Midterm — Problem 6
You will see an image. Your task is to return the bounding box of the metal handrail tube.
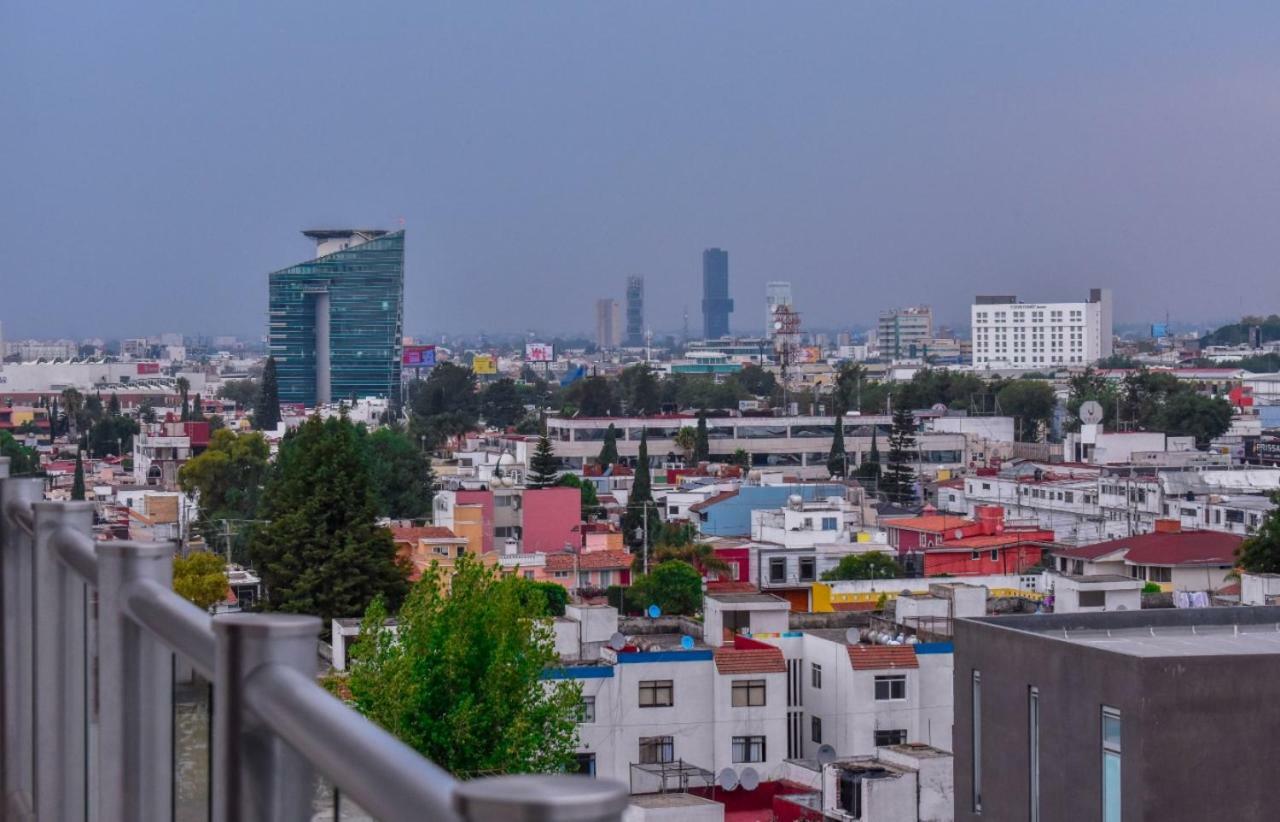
[49,526,99,586]
[0,476,43,810]
[244,663,463,822]
[123,577,217,679]
[2,499,34,537]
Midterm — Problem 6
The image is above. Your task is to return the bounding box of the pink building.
[521,487,582,554]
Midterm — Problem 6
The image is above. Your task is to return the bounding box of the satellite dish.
[845,627,861,645]
[717,768,739,791]
[608,632,627,651]
[816,744,837,766]
[931,403,948,413]
[1079,400,1104,425]
[680,635,695,650]
[647,604,662,619]
[1115,604,1128,611]
[739,767,760,791]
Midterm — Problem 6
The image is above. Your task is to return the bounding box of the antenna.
[816,744,837,766]
[608,632,627,651]
[717,768,739,791]
[739,767,760,791]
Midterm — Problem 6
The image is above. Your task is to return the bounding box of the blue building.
[695,483,847,538]
[701,248,733,339]
[267,230,405,407]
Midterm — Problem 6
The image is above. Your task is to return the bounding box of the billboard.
[402,345,436,367]
[525,343,554,363]
[1150,323,1168,339]
[472,354,497,375]
[137,362,160,375]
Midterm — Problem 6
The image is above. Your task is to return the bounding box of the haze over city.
[6,1,1280,338]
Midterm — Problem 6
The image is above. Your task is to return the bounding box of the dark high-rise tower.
[625,276,645,347]
[701,248,733,339]
[268,229,405,406]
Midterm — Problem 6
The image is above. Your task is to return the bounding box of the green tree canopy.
[694,412,710,462]
[828,413,847,478]
[218,378,259,411]
[408,362,480,449]
[71,450,86,500]
[173,551,229,612]
[348,556,581,776]
[597,423,619,466]
[625,560,704,615]
[0,431,39,476]
[363,427,435,519]
[652,542,730,577]
[821,551,902,581]
[556,473,601,520]
[619,363,661,415]
[622,430,660,551]
[996,379,1057,442]
[527,434,560,489]
[1238,494,1280,574]
[255,356,281,431]
[1157,393,1233,446]
[881,406,917,504]
[566,375,619,417]
[480,378,526,430]
[250,415,408,631]
[179,429,271,527]
[734,364,778,397]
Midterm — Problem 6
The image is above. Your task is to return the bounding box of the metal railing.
[0,457,628,822]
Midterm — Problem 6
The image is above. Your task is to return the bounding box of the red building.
[887,505,1054,576]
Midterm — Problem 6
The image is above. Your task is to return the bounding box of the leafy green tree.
[348,556,581,776]
[882,406,917,504]
[218,378,259,411]
[179,429,271,526]
[625,560,704,615]
[619,363,661,415]
[622,431,660,552]
[556,473,601,520]
[481,378,525,429]
[734,363,777,397]
[71,450,86,500]
[821,551,902,580]
[250,415,408,630]
[694,412,710,462]
[566,375,619,417]
[597,423,619,466]
[364,428,435,519]
[0,431,39,476]
[138,398,158,424]
[173,551,229,612]
[1157,393,1233,446]
[673,426,698,461]
[255,357,281,431]
[996,379,1056,442]
[190,393,205,423]
[408,362,480,449]
[730,448,751,470]
[828,413,847,478]
[509,575,570,617]
[1238,494,1280,573]
[108,393,121,416]
[87,414,139,458]
[527,434,560,489]
[652,542,730,577]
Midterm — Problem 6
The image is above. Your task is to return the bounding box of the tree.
[1157,393,1233,446]
[173,551,229,612]
[249,415,408,630]
[527,434,560,489]
[61,388,86,437]
[1238,493,1280,573]
[734,364,777,397]
[480,378,525,430]
[694,412,710,462]
[730,448,751,470]
[857,428,882,485]
[176,377,191,422]
[509,576,570,617]
[190,393,205,423]
[619,364,661,415]
[568,375,619,417]
[556,473,601,520]
[107,393,121,417]
[673,426,698,462]
[828,413,847,478]
[622,431,660,552]
[625,560,703,616]
[179,429,270,523]
[821,551,902,581]
[597,423,619,466]
[652,542,730,577]
[255,357,281,431]
[71,449,86,500]
[218,378,259,411]
[882,406,917,504]
[348,556,581,776]
[364,428,435,519]
[138,398,158,424]
[996,380,1056,442]
[408,362,480,449]
[0,431,39,476]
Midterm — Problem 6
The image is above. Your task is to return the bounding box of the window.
[732,679,766,707]
[811,662,822,689]
[1102,707,1121,822]
[574,752,596,776]
[639,680,673,708]
[874,675,906,701]
[769,557,787,583]
[972,671,982,813]
[811,716,823,743]
[822,517,838,531]
[732,735,766,763]
[874,729,907,747]
[990,549,999,562]
[1029,687,1040,822]
[1148,566,1171,583]
[523,571,534,580]
[579,696,595,723]
[639,736,674,764]
[598,570,613,587]
[798,557,816,582]
[1079,590,1106,608]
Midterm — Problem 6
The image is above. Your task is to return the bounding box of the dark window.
[769,557,787,583]
[732,735,766,763]
[874,675,906,701]
[1148,567,1171,583]
[639,736,674,764]
[1079,590,1106,608]
[732,680,767,707]
[874,729,907,747]
[579,696,595,723]
[639,680,673,708]
[798,557,816,582]
[811,662,822,689]
[811,716,823,743]
[574,752,596,775]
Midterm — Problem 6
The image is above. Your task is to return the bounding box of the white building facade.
[971,288,1113,368]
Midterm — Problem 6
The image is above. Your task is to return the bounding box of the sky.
[4,2,1280,341]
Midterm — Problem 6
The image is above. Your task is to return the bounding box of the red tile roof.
[389,525,461,543]
[713,646,787,675]
[1054,530,1243,566]
[848,645,919,671]
[545,549,633,571]
[885,515,972,534]
[688,490,740,514]
[706,581,759,594]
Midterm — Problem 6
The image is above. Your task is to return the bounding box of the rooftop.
[1053,529,1242,566]
[886,514,972,533]
[848,644,919,670]
[713,646,787,674]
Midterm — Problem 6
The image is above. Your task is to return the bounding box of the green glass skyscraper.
[267,229,405,407]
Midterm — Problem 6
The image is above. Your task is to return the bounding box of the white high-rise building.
[971,288,1113,368]
[765,281,792,339]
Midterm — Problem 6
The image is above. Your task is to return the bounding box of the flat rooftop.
[706,592,790,605]
[967,606,1280,658]
[628,793,721,809]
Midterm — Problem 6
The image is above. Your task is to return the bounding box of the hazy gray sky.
[5,2,1280,340]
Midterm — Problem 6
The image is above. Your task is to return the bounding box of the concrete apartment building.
[970,287,1113,368]
[954,607,1280,822]
[595,298,622,349]
[877,306,933,360]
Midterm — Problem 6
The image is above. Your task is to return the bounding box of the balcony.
[0,457,628,822]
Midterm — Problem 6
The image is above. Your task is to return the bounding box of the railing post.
[453,774,630,822]
[212,613,321,822]
[32,501,95,822]
[0,472,44,819]
[96,540,175,822]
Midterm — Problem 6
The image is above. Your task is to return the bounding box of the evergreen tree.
[108,393,121,416]
[363,428,435,519]
[622,430,660,554]
[526,434,560,489]
[694,412,710,463]
[597,423,619,466]
[71,449,86,500]
[176,377,191,422]
[827,413,847,478]
[255,356,282,431]
[857,428,883,486]
[190,393,205,422]
[882,406,917,504]
[249,415,408,632]
[0,431,39,476]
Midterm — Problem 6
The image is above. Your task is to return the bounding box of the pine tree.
[597,423,619,466]
[249,414,408,632]
[827,413,847,478]
[108,393,121,417]
[526,434,560,489]
[694,412,710,463]
[176,377,191,422]
[255,356,282,431]
[882,406,917,504]
[190,393,205,422]
[622,430,660,554]
[71,449,86,500]
[858,428,883,486]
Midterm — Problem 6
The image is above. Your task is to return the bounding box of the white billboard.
[525,343,554,362]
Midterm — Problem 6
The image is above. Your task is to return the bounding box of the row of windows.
[632,726,910,768]
[627,671,908,712]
